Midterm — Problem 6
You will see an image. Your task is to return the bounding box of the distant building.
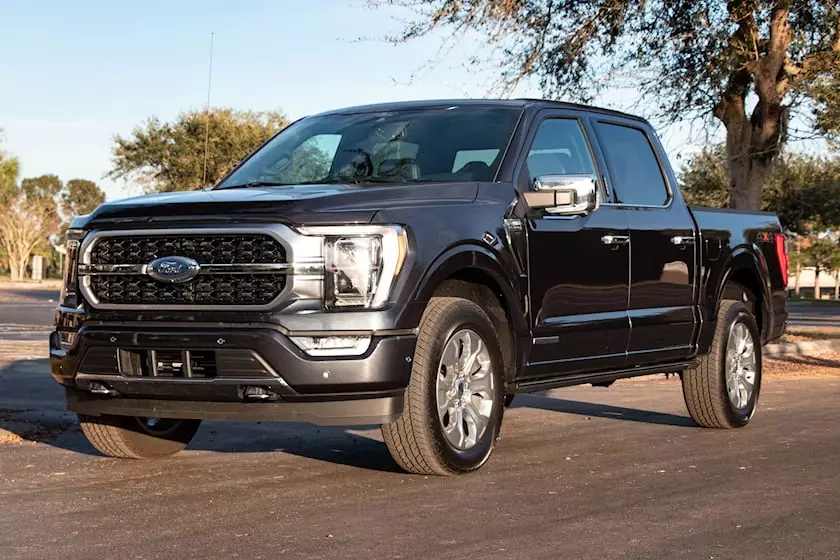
[789,267,839,299]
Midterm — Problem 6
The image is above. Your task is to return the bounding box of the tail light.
[775,233,789,288]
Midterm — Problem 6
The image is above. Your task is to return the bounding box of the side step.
[508,360,697,394]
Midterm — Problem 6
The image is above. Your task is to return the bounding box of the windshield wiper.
[218,181,295,189]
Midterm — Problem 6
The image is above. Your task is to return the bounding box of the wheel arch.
[412,245,527,383]
[699,244,773,352]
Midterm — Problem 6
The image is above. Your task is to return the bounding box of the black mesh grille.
[90,274,286,306]
[90,235,285,265]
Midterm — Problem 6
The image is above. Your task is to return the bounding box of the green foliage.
[804,237,840,274]
[19,175,62,234]
[677,146,730,208]
[680,147,840,233]
[0,134,20,206]
[109,108,288,193]
[813,69,840,147]
[63,179,105,217]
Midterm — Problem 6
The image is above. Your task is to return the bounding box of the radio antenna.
[202,31,214,187]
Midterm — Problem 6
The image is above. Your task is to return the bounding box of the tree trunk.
[814,267,821,300]
[9,254,26,281]
[794,261,801,296]
[834,272,839,300]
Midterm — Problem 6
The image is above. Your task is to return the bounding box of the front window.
[217,106,522,188]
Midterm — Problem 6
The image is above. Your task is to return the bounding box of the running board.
[509,360,697,394]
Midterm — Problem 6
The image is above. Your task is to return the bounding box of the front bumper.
[50,325,416,425]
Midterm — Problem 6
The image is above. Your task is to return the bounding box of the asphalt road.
[1,344,839,560]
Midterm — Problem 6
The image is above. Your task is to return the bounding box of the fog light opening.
[241,385,275,402]
[88,382,117,397]
[289,335,371,357]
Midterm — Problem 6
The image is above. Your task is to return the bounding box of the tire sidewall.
[718,303,762,426]
[422,302,504,472]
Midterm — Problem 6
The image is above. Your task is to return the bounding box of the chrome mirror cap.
[524,174,599,216]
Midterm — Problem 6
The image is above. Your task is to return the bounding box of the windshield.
[217,106,522,188]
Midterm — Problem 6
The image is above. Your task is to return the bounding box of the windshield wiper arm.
[218,181,294,189]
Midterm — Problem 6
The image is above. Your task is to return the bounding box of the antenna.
[202,31,214,187]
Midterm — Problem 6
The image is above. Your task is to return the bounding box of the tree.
[0,133,19,206]
[109,108,288,193]
[804,237,839,299]
[376,1,840,210]
[20,175,62,235]
[679,148,840,233]
[62,179,105,217]
[0,193,54,281]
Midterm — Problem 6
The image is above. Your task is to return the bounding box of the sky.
[0,0,823,202]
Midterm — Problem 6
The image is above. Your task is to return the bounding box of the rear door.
[521,111,631,378]
[590,119,698,364]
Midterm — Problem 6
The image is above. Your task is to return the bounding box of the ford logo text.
[146,256,200,284]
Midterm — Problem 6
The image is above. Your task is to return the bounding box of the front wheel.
[78,414,201,459]
[381,297,505,475]
[682,300,762,428]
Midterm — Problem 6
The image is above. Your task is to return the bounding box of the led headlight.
[297,225,407,309]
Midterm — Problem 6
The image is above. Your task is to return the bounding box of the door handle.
[601,234,630,246]
[670,236,695,246]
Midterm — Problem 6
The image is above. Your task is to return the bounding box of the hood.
[76,182,479,229]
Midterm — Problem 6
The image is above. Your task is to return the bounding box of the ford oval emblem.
[146,256,200,284]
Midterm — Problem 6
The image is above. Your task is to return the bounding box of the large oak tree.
[375,0,840,210]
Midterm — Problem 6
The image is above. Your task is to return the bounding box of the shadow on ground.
[1,355,694,471]
[510,393,696,427]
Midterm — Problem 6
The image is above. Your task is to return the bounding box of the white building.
[789,267,839,299]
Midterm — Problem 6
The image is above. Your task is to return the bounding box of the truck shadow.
[510,394,696,427]
[1,356,694,473]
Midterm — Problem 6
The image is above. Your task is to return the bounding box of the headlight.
[60,229,86,307]
[297,225,407,309]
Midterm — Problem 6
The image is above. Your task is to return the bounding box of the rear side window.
[594,122,670,206]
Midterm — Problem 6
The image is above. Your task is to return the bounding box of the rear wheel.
[681,300,761,428]
[381,297,505,475]
[78,414,201,459]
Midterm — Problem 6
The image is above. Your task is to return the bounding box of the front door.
[521,114,631,378]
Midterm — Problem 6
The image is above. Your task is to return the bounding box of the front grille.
[83,232,289,308]
[90,274,285,305]
[90,234,285,265]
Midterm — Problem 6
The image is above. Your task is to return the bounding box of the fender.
[697,244,773,353]
[412,243,529,338]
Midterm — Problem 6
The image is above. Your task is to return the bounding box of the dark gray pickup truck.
[51,99,788,475]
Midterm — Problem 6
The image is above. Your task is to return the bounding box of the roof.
[313,98,647,123]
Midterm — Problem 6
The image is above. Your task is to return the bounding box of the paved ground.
[1,341,839,560]
[0,285,57,341]
[787,301,840,328]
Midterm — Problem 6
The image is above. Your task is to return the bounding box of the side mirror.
[523,174,599,216]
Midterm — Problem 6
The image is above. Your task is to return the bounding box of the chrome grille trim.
[78,226,324,311]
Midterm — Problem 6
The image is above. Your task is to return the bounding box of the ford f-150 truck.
[51,99,789,475]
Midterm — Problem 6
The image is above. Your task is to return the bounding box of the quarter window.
[594,123,670,206]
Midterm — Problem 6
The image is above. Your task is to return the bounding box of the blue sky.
[1,0,812,201]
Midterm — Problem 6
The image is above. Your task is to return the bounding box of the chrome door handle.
[671,236,695,246]
[601,235,630,246]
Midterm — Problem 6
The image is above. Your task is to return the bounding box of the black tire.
[78,414,201,459]
[503,394,515,408]
[381,297,505,475]
[681,300,762,428]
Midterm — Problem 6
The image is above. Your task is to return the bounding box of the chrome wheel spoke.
[435,328,496,451]
[724,319,758,411]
